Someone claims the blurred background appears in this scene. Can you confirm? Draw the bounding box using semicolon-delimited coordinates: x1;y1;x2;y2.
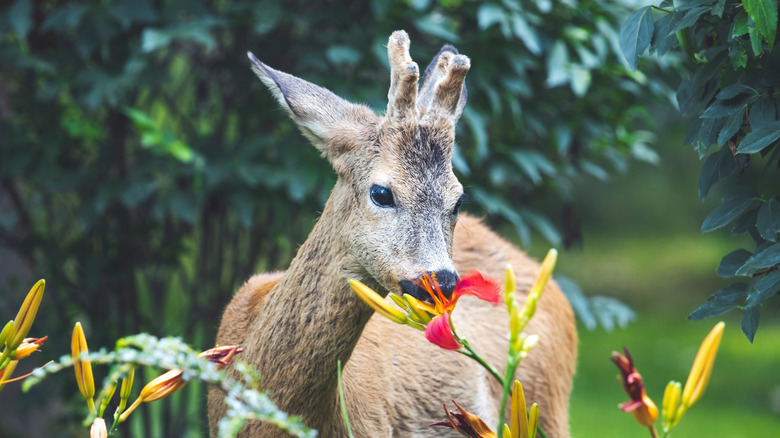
1;0;778;437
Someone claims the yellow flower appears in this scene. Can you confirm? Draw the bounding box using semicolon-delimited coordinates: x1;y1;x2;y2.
11;336;47;360
348;279;408;324
71;322;95;412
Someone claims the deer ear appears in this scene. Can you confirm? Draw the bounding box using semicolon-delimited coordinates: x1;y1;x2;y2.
247;52;375;156
418;45;468;122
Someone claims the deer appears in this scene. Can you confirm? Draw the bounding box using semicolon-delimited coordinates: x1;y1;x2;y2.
207;30;577;437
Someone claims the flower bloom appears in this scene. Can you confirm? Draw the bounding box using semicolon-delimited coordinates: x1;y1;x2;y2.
119;345;242;422
11;336;47;360
431;400;497;438
611;347;658;427
414;272;500;350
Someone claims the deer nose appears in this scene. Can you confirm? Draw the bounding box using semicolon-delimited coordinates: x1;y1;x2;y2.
398;270;459;303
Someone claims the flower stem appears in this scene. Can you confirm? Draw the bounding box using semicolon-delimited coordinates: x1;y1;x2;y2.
649;425;659;438
456;340;504;385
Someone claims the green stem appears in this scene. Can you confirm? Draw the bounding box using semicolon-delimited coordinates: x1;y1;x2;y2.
649;425;659;438
497;357;518;438
457;339;504;385
651;5;672;13
337;360;355;438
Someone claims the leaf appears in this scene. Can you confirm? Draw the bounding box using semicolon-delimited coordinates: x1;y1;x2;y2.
651;11;683;57
732;207;758;235
737;119;780;153
689;282;748;319
414;13;460;42
511;14;542;55
588;296;637;331
742;0;778;50
477;4;506;30
619;6;654;71
748;95;777;129
756;198;780;241
546;41;569;88
716;84;754;100
733;11;749;37
717;249;753;277
717;105;745;145
701;98;747;119
745;269;780;306
737;241;780;275
462;109;488;162
9;0;32;38
741;305;760;342
555;276;597;330
673;6;709;31
701;196;754;232
326;45;361;66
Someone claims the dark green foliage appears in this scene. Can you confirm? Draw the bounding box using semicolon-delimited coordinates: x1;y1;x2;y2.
1;0;662;433
621;0;780;341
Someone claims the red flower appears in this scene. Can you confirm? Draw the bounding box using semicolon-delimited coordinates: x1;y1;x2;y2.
415;272;500;350
611;347;658;426
431;400;497;438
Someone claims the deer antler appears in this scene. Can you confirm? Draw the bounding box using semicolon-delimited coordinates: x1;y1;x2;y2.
429;51;470;116
386;30;420;120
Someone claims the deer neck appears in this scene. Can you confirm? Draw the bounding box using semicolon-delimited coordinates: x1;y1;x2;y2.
244;189;377;431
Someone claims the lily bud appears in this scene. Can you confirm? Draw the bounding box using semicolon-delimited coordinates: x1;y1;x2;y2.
0;360;18;392
662;380;682;432
348;280;408;324
0;320;14;348
402;294;432;325
681;322;724;409
90;418;108;438
510;380;528;438
118;367;135;413
504;265;516;309
9;280;45;351
528;403;539;438
99;379;118;417
71;322;95;411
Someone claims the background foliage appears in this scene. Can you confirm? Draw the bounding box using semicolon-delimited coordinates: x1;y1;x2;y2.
620;0;780;341
6;0;774;436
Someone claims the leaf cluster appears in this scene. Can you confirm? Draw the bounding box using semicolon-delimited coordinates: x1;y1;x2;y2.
620;0;780;341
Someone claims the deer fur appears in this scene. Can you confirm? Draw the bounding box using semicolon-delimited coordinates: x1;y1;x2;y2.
208;31;577;437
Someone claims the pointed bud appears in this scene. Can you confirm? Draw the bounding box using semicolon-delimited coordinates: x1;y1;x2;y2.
504;265;516;308
402;294;433;325
348;280;408;324
9;280;45;350
681;322;724;409
99;379;118;417
510;380;528;438
118;367;135;414
0;320;14;348
0;360;18;392
71;322;95;411
662;380;682;432
90;418;108;438
528;403;539;438
503;424;512;438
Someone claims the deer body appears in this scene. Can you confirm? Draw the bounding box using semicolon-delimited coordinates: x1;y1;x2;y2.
208;31;577;437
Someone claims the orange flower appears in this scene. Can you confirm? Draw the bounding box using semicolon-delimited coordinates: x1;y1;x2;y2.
119;345;242;422
11;336;46;360
611;347;658;427
431;400;498;438
415;272;500;350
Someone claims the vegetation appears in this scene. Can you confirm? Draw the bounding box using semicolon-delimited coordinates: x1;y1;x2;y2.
620;0;780;341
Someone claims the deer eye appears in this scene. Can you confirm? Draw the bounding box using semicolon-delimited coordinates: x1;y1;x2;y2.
453;195;463;216
370;184;395;208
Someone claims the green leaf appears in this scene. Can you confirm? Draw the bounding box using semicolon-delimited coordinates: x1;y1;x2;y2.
511;14;541;55
732;207;758;235
737;119;780;153
689;282;748;319
737;241;780;274
414;14;459;42
716;84;754;100
748;95;777;129
477;4;506;30
673;6;709;31
701;196;754;232
326;46;361;66
620;6;654;72
748;27;764;55
742;0;778;50
651;12;683;57
733;11;749;37
717;249;753;277
717;105;746;145
745;269;780;306
546;41;569;87
756;198;780;241
9;0;32;38
462;109;488;162
741;305;760;342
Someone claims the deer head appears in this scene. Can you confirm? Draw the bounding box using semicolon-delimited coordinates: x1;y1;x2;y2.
248;30;469;301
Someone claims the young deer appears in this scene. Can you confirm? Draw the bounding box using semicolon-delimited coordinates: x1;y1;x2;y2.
208;31;577;437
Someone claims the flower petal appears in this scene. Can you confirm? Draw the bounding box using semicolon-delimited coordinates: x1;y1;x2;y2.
453;272;501;305
424;313;462;350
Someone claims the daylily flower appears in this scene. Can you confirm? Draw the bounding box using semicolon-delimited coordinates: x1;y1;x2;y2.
72;322;96;412
119;345;242;422
431;400;498;438
611;347;658;427
413;271;500;350
680;321;724;409
11;336;47;360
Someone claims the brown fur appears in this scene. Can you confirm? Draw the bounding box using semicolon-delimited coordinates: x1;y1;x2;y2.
208;31;577;437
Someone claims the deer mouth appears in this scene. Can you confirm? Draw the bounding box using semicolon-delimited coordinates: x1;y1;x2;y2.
398;270;458;303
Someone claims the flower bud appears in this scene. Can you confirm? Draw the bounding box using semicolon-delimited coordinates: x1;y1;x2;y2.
11;337;46;360
662;380;682;432
348;280;408;324
71;322;95;411
9;280;45;351
90;418;107;438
